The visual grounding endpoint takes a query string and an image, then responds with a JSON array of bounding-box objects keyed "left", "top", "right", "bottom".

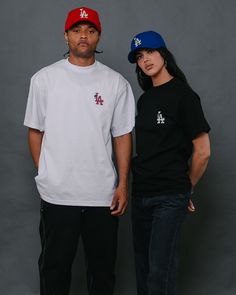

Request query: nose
[
  {"left": 80, "top": 29, "right": 88, "bottom": 39},
  {"left": 143, "top": 53, "right": 150, "bottom": 63}
]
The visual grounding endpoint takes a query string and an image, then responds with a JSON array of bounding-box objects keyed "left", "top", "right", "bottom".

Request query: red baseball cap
[{"left": 65, "top": 7, "right": 101, "bottom": 33}]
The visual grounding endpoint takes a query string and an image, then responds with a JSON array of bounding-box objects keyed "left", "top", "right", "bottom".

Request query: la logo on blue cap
[
  {"left": 128, "top": 31, "right": 166, "bottom": 63},
  {"left": 134, "top": 37, "right": 142, "bottom": 47}
]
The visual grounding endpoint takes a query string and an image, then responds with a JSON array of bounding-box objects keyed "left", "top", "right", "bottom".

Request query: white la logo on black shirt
[{"left": 157, "top": 111, "right": 165, "bottom": 124}]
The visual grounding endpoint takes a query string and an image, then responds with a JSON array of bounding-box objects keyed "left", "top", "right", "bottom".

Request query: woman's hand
[{"left": 188, "top": 199, "right": 196, "bottom": 212}]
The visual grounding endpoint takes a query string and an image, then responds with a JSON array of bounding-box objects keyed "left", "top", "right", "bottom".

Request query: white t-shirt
[{"left": 24, "top": 59, "right": 135, "bottom": 206}]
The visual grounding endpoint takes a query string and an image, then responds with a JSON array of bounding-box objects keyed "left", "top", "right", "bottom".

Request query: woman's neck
[{"left": 151, "top": 67, "right": 173, "bottom": 87}]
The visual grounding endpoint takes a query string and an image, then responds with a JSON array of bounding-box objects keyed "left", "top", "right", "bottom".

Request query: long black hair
[{"left": 136, "top": 47, "right": 189, "bottom": 91}]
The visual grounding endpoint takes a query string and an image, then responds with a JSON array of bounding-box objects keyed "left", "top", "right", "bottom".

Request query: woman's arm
[
  {"left": 189, "top": 132, "right": 211, "bottom": 188},
  {"left": 187, "top": 132, "right": 210, "bottom": 212}
]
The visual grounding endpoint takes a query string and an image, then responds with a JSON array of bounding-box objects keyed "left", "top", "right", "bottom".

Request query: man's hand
[{"left": 110, "top": 185, "right": 128, "bottom": 216}]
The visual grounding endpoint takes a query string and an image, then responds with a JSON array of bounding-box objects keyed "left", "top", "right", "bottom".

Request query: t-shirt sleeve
[
  {"left": 23, "top": 75, "right": 46, "bottom": 132},
  {"left": 179, "top": 90, "right": 210, "bottom": 140},
  {"left": 111, "top": 79, "right": 135, "bottom": 137}
]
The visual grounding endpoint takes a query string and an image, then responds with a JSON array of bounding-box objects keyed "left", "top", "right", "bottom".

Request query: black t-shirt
[{"left": 132, "top": 77, "right": 210, "bottom": 197}]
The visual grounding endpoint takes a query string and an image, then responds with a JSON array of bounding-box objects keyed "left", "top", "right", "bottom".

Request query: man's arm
[
  {"left": 110, "top": 132, "right": 132, "bottom": 216},
  {"left": 28, "top": 128, "right": 44, "bottom": 169},
  {"left": 188, "top": 132, "right": 211, "bottom": 212}
]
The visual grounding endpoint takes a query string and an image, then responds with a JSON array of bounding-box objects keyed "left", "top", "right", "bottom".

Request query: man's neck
[{"left": 68, "top": 55, "right": 95, "bottom": 67}]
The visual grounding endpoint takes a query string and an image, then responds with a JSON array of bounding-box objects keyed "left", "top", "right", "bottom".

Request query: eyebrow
[
  {"left": 135, "top": 51, "right": 143, "bottom": 58},
  {"left": 72, "top": 23, "right": 96, "bottom": 30}
]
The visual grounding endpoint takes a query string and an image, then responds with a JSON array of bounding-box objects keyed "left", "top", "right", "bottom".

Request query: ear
[
  {"left": 64, "top": 32, "right": 68, "bottom": 43},
  {"left": 96, "top": 33, "right": 101, "bottom": 45}
]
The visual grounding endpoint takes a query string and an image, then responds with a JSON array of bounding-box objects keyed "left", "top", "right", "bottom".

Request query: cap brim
[
  {"left": 128, "top": 43, "right": 166, "bottom": 64},
  {"left": 65, "top": 20, "right": 101, "bottom": 32}
]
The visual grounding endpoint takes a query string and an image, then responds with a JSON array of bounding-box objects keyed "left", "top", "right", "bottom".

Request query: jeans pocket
[
  {"left": 177, "top": 191, "right": 191, "bottom": 199},
  {"left": 40, "top": 199, "right": 45, "bottom": 214},
  {"left": 40, "top": 199, "right": 50, "bottom": 214},
  {"left": 167, "top": 193, "right": 190, "bottom": 211}
]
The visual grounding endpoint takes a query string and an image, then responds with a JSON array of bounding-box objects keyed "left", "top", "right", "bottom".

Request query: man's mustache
[{"left": 77, "top": 41, "right": 89, "bottom": 46}]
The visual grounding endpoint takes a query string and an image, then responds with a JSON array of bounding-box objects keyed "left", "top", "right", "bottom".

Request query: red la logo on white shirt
[{"left": 94, "top": 93, "right": 104, "bottom": 105}]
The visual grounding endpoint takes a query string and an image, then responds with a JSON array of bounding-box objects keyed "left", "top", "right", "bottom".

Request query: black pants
[
  {"left": 39, "top": 200, "right": 118, "bottom": 295},
  {"left": 132, "top": 193, "right": 190, "bottom": 295}
]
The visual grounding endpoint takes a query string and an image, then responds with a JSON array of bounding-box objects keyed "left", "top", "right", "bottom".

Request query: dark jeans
[
  {"left": 39, "top": 200, "right": 118, "bottom": 295},
  {"left": 132, "top": 193, "right": 190, "bottom": 295}
]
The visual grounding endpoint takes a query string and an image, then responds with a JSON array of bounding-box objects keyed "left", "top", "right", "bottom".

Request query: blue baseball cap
[{"left": 128, "top": 31, "right": 166, "bottom": 63}]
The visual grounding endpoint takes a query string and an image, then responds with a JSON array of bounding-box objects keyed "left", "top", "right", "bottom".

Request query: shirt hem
[
  {"left": 24, "top": 121, "right": 44, "bottom": 132},
  {"left": 40, "top": 194, "right": 113, "bottom": 207},
  {"left": 112, "top": 125, "right": 134, "bottom": 137}
]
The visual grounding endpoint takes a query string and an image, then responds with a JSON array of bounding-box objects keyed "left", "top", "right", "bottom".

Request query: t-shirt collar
[{"left": 65, "top": 58, "right": 98, "bottom": 73}]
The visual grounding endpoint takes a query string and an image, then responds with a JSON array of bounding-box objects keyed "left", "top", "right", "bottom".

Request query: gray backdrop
[{"left": 0, "top": 0, "right": 235, "bottom": 294}]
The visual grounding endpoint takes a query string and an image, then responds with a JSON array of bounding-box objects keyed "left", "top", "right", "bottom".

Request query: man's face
[{"left": 64, "top": 22, "right": 100, "bottom": 59}]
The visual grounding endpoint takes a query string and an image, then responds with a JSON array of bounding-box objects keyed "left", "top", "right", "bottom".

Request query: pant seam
[
  {"left": 164, "top": 219, "right": 183, "bottom": 295},
  {"left": 39, "top": 209, "right": 47, "bottom": 295}
]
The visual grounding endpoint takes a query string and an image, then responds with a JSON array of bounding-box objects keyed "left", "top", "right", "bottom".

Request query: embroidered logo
[
  {"left": 157, "top": 111, "right": 165, "bottom": 124},
  {"left": 80, "top": 8, "right": 89, "bottom": 18},
  {"left": 134, "top": 37, "right": 142, "bottom": 47},
  {"left": 94, "top": 92, "right": 104, "bottom": 105}
]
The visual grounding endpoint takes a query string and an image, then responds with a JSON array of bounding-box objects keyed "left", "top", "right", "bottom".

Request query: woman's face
[{"left": 136, "top": 49, "right": 165, "bottom": 78}]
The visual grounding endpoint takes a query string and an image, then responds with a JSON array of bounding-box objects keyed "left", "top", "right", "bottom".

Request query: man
[{"left": 24, "top": 7, "right": 135, "bottom": 295}]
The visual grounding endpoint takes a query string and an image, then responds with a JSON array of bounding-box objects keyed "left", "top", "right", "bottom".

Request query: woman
[{"left": 128, "top": 31, "right": 211, "bottom": 295}]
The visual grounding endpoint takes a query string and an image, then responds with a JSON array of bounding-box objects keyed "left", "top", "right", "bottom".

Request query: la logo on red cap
[{"left": 80, "top": 8, "right": 89, "bottom": 18}]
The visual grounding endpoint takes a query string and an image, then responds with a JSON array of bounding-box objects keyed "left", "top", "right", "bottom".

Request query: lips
[
  {"left": 145, "top": 64, "right": 153, "bottom": 71},
  {"left": 78, "top": 41, "right": 89, "bottom": 46}
]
